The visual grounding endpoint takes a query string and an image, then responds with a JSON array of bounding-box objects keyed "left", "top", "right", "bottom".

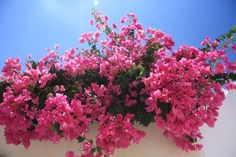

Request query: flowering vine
[{"left": 0, "top": 11, "right": 236, "bottom": 157}]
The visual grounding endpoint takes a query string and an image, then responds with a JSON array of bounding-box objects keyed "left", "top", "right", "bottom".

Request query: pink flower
[
  {"left": 27, "top": 54, "right": 32, "bottom": 59},
  {"left": 39, "top": 72, "right": 54, "bottom": 88},
  {"left": 54, "top": 44, "right": 60, "bottom": 50},
  {"left": 89, "top": 20, "right": 94, "bottom": 25},
  {"left": 201, "top": 36, "right": 210, "bottom": 46},
  {"left": 0, "top": 12, "right": 234, "bottom": 157},
  {"left": 232, "top": 44, "right": 236, "bottom": 52},
  {"left": 79, "top": 37, "right": 85, "bottom": 43},
  {"left": 215, "top": 62, "right": 225, "bottom": 73},
  {"left": 112, "top": 23, "right": 117, "bottom": 29},
  {"left": 120, "top": 17, "right": 127, "bottom": 23},
  {"left": 82, "top": 141, "right": 93, "bottom": 154},
  {"left": 210, "top": 40, "right": 219, "bottom": 48},
  {"left": 65, "top": 151, "right": 76, "bottom": 157},
  {"left": 96, "top": 114, "right": 145, "bottom": 155},
  {"left": 93, "top": 31, "right": 101, "bottom": 43}
]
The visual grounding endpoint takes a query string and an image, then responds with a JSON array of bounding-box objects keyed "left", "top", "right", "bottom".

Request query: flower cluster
[{"left": 0, "top": 11, "right": 236, "bottom": 157}]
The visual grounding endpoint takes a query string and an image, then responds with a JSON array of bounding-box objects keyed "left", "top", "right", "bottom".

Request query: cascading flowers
[{"left": 0, "top": 11, "right": 236, "bottom": 157}]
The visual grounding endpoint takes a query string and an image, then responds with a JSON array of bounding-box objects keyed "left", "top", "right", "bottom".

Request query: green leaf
[
  {"left": 27, "top": 118, "right": 38, "bottom": 131},
  {"left": 50, "top": 122, "right": 63, "bottom": 135},
  {"left": 77, "top": 136, "right": 85, "bottom": 143},
  {"left": 90, "top": 148, "right": 96, "bottom": 154},
  {"left": 128, "top": 29, "right": 135, "bottom": 38},
  {"left": 28, "top": 60, "right": 38, "bottom": 69},
  {"left": 157, "top": 100, "right": 172, "bottom": 122},
  {"left": 0, "top": 81, "right": 10, "bottom": 102},
  {"left": 185, "top": 135, "right": 197, "bottom": 143},
  {"left": 232, "top": 25, "right": 236, "bottom": 31},
  {"left": 210, "top": 73, "right": 236, "bottom": 85},
  {"left": 96, "top": 146, "right": 102, "bottom": 153},
  {"left": 152, "top": 43, "right": 161, "bottom": 50},
  {"left": 107, "top": 103, "right": 125, "bottom": 116}
]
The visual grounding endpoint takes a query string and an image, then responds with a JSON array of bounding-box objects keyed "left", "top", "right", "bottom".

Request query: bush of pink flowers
[{"left": 0, "top": 11, "right": 236, "bottom": 157}]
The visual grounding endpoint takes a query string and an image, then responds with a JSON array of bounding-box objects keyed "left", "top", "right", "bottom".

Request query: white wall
[
  {"left": 0, "top": 125, "right": 200, "bottom": 157},
  {"left": 1, "top": 92, "right": 235, "bottom": 157},
  {"left": 202, "top": 91, "right": 236, "bottom": 157}
]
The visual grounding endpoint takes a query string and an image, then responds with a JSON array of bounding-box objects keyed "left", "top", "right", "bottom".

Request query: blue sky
[{"left": 0, "top": 0, "right": 235, "bottom": 68}]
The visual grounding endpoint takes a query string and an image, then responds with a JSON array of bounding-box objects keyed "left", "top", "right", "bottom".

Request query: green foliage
[
  {"left": 27, "top": 60, "right": 38, "bottom": 69},
  {"left": 185, "top": 135, "right": 197, "bottom": 143},
  {"left": 200, "top": 25, "right": 236, "bottom": 52},
  {"left": 141, "top": 43, "right": 162, "bottom": 76},
  {"left": 216, "top": 25, "right": 236, "bottom": 42},
  {"left": 157, "top": 100, "right": 172, "bottom": 122},
  {"left": 50, "top": 122, "right": 63, "bottom": 135},
  {"left": 27, "top": 118, "right": 38, "bottom": 131},
  {"left": 200, "top": 44, "right": 211, "bottom": 52},
  {"left": 77, "top": 136, "right": 85, "bottom": 143},
  {"left": 130, "top": 100, "right": 156, "bottom": 127},
  {"left": 211, "top": 72, "right": 236, "bottom": 85},
  {"left": 90, "top": 146, "right": 102, "bottom": 154},
  {"left": 128, "top": 29, "right": 135, "bottom": 39},
  {"left": 0, "top": 81, "right": 10, "bottom": 102},
  {"left": 107, "top": 45, "right": 166, "bottom": 126},
  {"left": 109, "top": 69, "right": 156, "bottom": 126},
  {"left": 107, "top": 103, "right": 125, "bottom": 116},
  {"left": 28, "top": 82, "right": 54, "bottom": 110}
]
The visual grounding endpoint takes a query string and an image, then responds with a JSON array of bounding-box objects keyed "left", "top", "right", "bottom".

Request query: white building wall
[
  {"left": 201, "top": 91, "right": 236, "bottom": 157},
  {"left": 0, "top": 91, "right": 235, "bottom": 157}
]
